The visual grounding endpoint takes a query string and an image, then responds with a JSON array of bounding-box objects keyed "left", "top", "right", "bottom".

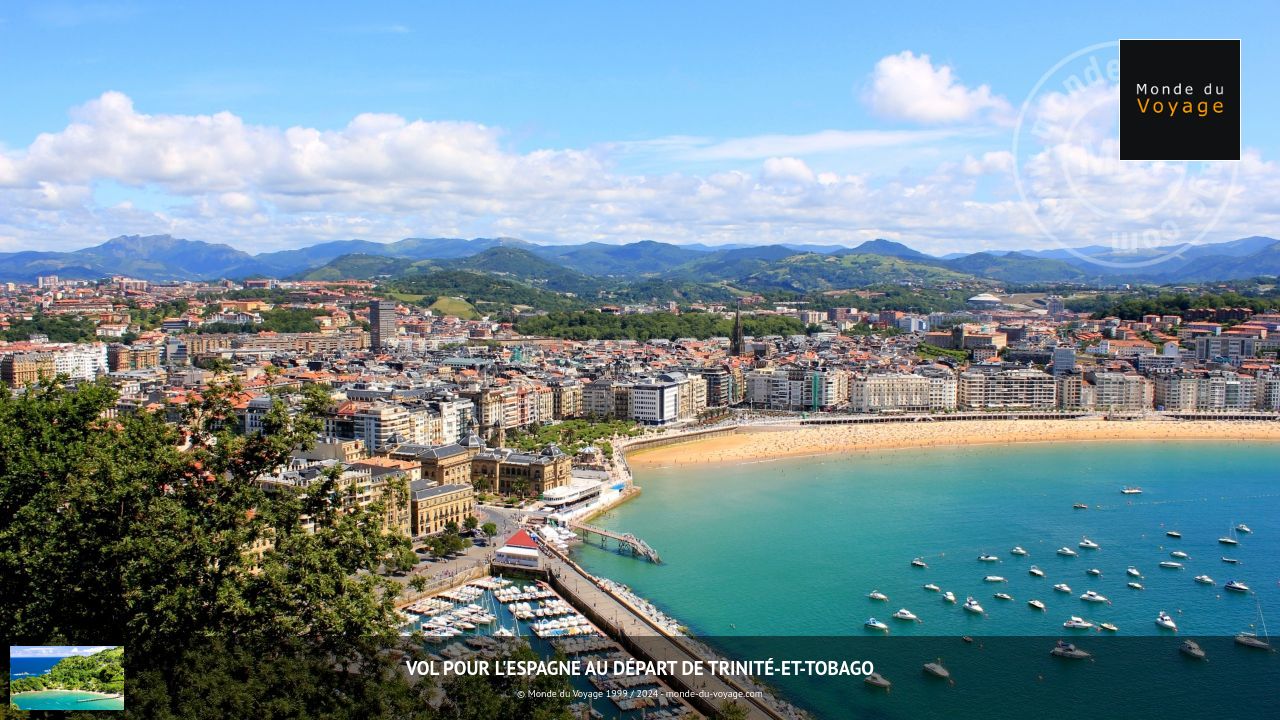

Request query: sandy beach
[{"left": 626, "top": 419, "right": 1280, "bottom": 468}]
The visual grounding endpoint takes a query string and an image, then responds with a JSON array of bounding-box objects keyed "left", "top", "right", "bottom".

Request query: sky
[
  {"left": 1, "top": 1, "right": 1278, "bottom": 255},
  {"left": 10, "top": 645, "right": 118, "bottom": 658}
]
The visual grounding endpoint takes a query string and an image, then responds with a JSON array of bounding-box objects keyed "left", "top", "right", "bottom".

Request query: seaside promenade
[{"left": 542, "top": 552, "right": 788, "bottom": 720}]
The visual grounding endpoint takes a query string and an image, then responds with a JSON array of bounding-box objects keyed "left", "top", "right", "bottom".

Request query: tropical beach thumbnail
[{"left": 8, "top": 646, "right": 125, "bottom": 711}]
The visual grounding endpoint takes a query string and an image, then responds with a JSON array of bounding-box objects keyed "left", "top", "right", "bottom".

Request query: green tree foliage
[
  {"left": 0, "top": 313, "right": 98, "bottom": 343},
  {"left": 0, "top": 379, "right": 572, "bottom": 719},
  {"left": 515, "top": 311, "right": 805, "bottom": 341},
  {"left": 505, "top": 419, "right": 639, "bottom": 454},
  {"left": 192, "top": 307, "right": 328, "bottom": 334},
  {"left": 1073, "top": 290, "right": 1280, "bottom": 319},
  {"left": 127, "top": 299, "right": 190, "bottom": 331}
]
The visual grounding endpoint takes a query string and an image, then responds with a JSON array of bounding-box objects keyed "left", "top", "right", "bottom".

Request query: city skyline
[{"left": 2, "top": 2, "right": 1279, "bottom": 256}]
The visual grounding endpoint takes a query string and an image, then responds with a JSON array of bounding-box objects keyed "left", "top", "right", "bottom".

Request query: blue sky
[
  {"left": 1, "top": 1, "right": 1277, "bottom": 254},
  {"left": 10, "top": 645, "right": 118, "bottom": 658}
]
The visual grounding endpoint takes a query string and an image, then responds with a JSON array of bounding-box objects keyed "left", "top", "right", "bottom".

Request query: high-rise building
[{"left": 369, "top": 300, "right": 396, "bottom": 349}]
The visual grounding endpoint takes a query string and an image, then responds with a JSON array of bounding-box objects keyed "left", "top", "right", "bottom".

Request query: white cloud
[
  {"left": 0, "top": 90, "right": 1276, "bottom": 256},
  {"left": 864, "top": 51, "right": 1012, "bottom": 125}
]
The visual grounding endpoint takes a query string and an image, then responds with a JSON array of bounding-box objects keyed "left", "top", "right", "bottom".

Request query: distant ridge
[{"left": 1, "top": 233, "right": 1276, "bottom": 286}]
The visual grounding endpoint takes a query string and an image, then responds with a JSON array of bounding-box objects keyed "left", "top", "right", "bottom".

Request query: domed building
[{"left": 967, "top": 293, "right": 1003, "bottom": 309}]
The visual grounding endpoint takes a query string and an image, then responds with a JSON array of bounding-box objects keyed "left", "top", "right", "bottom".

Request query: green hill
[
  {"left": 742, "top": 252, "right": 973, "bottom": 292},
  {"left": 428, "top": 296, "right": 481, "bottom": 319},
  {"left": 10, "top": 647, "right": 125, "bottom": 695}
]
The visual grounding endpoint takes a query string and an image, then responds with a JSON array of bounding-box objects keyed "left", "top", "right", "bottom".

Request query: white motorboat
[
  {"left": 892, "top": 608, "right": 920, "bottom": 622},
  {"left": 1126, "top": 566, "right": 1142, "bottom": 577},
  {"left": 1194, "top": 575, "right": 1215, "bottom": 585},
  {"left": 1219, "top": 536, "right": 1239, "bottom": 546},
  {"left": 1224, "top": 580, "right": 1250, "bottom": 593},
  {"left": 1029, "top": 565, "right": 1046, "bottom": 577},
  {"left": 864, "top": 617, "right": 890, "bottom": 632},
  {"left": 963, "top": 596, "right": 984, "bottom": 614},
  {"left": 1053, "top": 583, "right": 1072, "bottom": 593},
  {"left": 1128, "top": 582, "right": 1144, "bottom": 590},
  {"left": 1078, "top": 537, "right": 1100, "bottom": 550},
  {"left": 994, "top": 592, "right": 1013, "bottom": 600},
  {"left": 1028, "top": 599, "right": 1046, "bottom": 611},
  {"left": 1099, "top": 622, "right": 1119, "bottom": 633},
  {"left": 864, "top": 672, "right": 892, "bottom": 689},
  {"left": 1079, "top": 590, "right": 1109, "bottom": 603},
  {"left": 1050, "top": 640, "right": 1092, "bottom": 659},
  {"left": 923, "top": 661, "right": 950, "bottom": 679},
  {"left": 868, "top": 590, "right": 889, "bottom": 601},
  {"left": 1121, "top": 486, "right": 1143, "bottom": 494},
  {"left": 1086, "top": 568, "right": 1102, "bottom": 577},
  {"left": 923, "top": 583, "right": 940, "bottom": 592},
  {"left": 1235, "top": 523, "right": 1252, "bottom": 534},
  {"left": 1063, "top": 616, "right": 1093, "bottom": 629},
  {"left": 1011, "top": 546, "right": 1028, "bottom": 556},
  {"left": 1057, "top": 547, "right": 1078, "bottom": 557},
  {"left": 1155, "top": 611, "right": 1178, "bottom": 631},
  {"left": 983, "top": 575, "right": 1007, "bottom": 583},
  {"left": 1166, "top": 530, "right": 1181, "bottom": 538},
  {"left": 1221, "top": 557, "right": 1240, "bottom": 564},
  {"left": 1170, "top": 550, "right": 1189, "bottom": 559},
  {"left": 1159, "top": 561, "right": 1183, "bottom": 569},
  {"left": 943, "top": 591, "right": 957, "bottom": 604},
  {"left": 1073, "top": 503, "right": 1088, "bottom": 509},
  {"left": 978, "top": 554, "right": 1000, "bottom": 562},
  {"left": 911, "top": 557, "right": 928, "bottom": 568}
]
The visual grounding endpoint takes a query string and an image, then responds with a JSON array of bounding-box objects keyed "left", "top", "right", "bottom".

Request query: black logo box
[{"left": 1120, "top": 39, "right": 1240, "bottom": 161}]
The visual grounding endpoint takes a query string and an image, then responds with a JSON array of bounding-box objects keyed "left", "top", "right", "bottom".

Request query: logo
[{"left": 1012, "top": 41, "right": 1239, "bottom": 269}]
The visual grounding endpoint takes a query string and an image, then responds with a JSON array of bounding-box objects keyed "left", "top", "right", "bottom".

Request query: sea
[
  {"left": 574, "top": 441, "right": 1280, "bottom": 719},
  {"left": 9, "top": 656, "right": 62, "bottom": 680}
]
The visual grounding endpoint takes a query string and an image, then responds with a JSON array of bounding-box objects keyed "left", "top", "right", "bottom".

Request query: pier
[{"left": 568, "top": 520, "right": 662, "bottom": 563}]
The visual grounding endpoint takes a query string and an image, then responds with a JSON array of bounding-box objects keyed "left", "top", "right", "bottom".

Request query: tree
[
  {"left": 392, "top": 546, "right": 418, "bottom": 573},
  {"left": 409, "top": 576, "right": 428, "bottom": 593},
  {"left": 444, "top": 519, "right": 460, "bottom": 535},
  {"left": 463, "top": 515, "right": 479, "bottom": 532},
  {"left": 0, "top": 378, "right": 573, "bottom": 718},
  {"left": 481, "top": 522, "right": 498, "bottom": 540}
]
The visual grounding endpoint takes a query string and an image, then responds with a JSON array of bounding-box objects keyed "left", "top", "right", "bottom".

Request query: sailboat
[{"left": 1235, "top": 599, "right": 1272, "bottom": 650}]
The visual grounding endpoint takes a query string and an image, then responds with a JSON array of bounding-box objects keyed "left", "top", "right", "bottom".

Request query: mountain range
[{"left": 3, "top": 234, "right": 1279, "bottom": 290}]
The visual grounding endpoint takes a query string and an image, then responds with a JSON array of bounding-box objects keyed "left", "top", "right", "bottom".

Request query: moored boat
[
  {"left": 1053, "top": 583, "right": 1072, "bottom": 593},
  {"left": 1099, "top": 622, "right": 1118, "bottom": 632},
  {"left": 1194, "top": 575, "right": 1215, "bottom": 585},
  {"left": 1159, "top": 561, "right": 1183, "bottom": 569},
  {"left": 892, "top": 608, "right": 920, "bottom": 622},
  {"left": 864, "top": 617, "right": 889, "bottom": 632},
  {"left": 1050, "top": 640, "right": 1091, "bottom": 659},
  {"left": 1078, "top": 537, "right": 1099, "bottom": 550},
  {"left": 962, "top": 596, "right": 984, "bottom": 614},
  {"left": 1121, "top": 486, "right": 1143, "bottom": 494},
  {"left": 864, "top": 672, "right": 892, "bottom": 689},
  {"left": 911, "top": 557, "right": 928, "bottom": 568},
  {"left": 943, "top": 591, "right": 957, "bottom": 604},
  {"left": 1180, "top": 640, "right": 1207, "bottom": 660},
  {"left": 1057, "top": 547, "right": 1078, "bottom": 557},
  {"left": 923, "top": 583, "right": 940, "bottom": 592},
  {"left": 923, "top": 661, "right": 950, "bottom": 679},
  {"left": 1063, "top": 616, "right": 1093, "bottom": 629},
  {"left": 994, "top": 592, "right": 1013, "bottom": 601},
  {"left": 1011, "top": 546, "right": 1028, "bottom": 556},
  {"left": 1170, "top": 550, "right": 1188, "bottom": 559},
  {"left": 1155, "top": 611, "right": 1178, "bottom": 631},
  {"left": 983, "top": 575, "right": 1007, "bottom": 583},
  {"left": 1029, "top": 565, "right": 1046, "bottom": 577},
  {"left": 1126, "top": 566, "right": 1142, "bottom": 577},
  {"left": 1166, "top": 530, "right": 1181, "bottom": 538},
  {"left": 1086, "top": 568, "right": 1102, "bottom": 577},
  {"left": 1221, "top": 557, "right": 1240, "bottom": 564},
  {"left": 1224, "top": 580, "right": 1250, "bottom": 593},
  {"left": 1079, "top": 590, "right": 1108, "bottom": 603},
  {"left": 868, "top": 590, "right": 889, "bottom": 601},
  {"left": 1028, "top": 599, "right": 1046, "bottom": 611},
  {"left": 978, "top": 554, "right": 1000, "bottom": 562},
  {"left": 1128, "top": 582, "right": 1144, "bottom": 590}
]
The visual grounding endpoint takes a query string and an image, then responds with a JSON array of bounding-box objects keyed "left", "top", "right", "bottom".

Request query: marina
[{"left": 575, "top": 441, "right": 1280, "bottom": 719}]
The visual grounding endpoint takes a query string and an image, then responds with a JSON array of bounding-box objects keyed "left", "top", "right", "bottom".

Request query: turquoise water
[
  {"left": 574, "top": 441, "right": 1280, "bottom": 718},
  {"left": 10, "top": 689, "right": 124, "bottom": 710}
]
